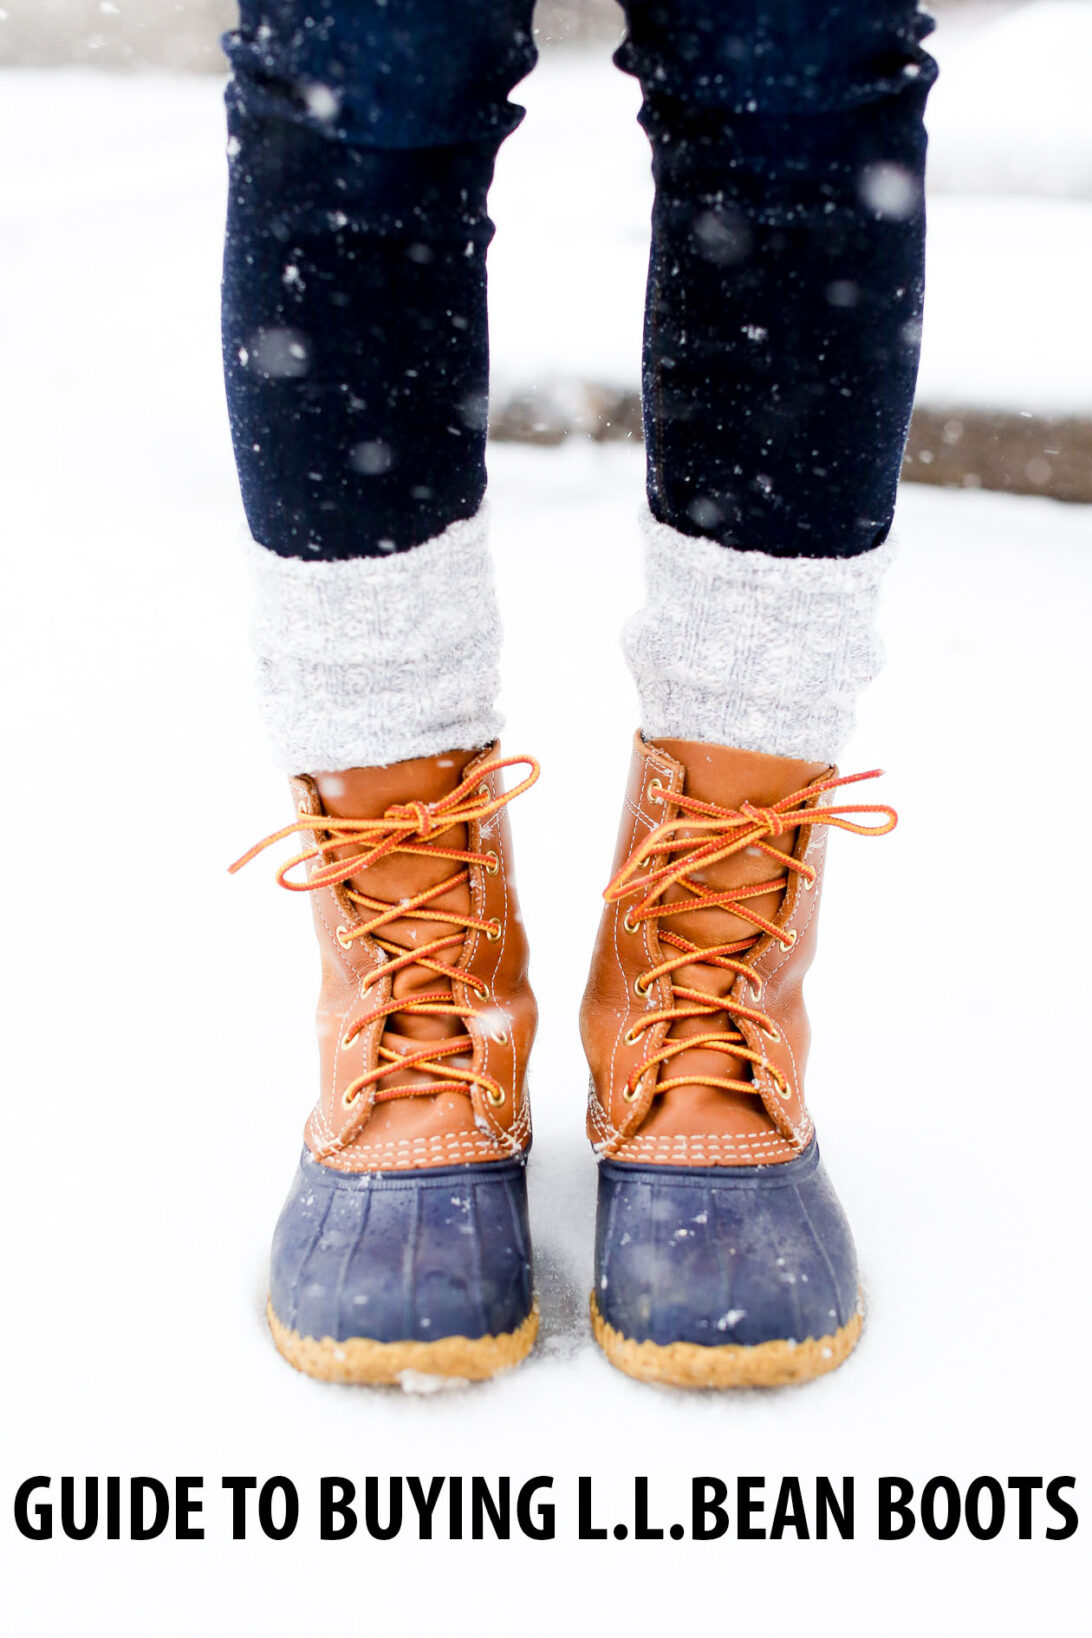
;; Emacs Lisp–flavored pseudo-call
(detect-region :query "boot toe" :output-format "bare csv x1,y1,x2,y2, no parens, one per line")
267,1150,536,1381
592,1140,860,1385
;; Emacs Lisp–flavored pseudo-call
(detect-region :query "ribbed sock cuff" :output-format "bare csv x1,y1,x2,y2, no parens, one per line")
622,509,894,763
246,507,502,772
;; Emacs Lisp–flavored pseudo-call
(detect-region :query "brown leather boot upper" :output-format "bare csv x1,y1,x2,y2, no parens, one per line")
581,733,894,1167
235,744,538,1173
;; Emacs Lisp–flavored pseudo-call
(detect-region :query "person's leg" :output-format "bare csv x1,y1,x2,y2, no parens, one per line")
223,0,535,769
582,1,935,1386
222,1,542,1384
619,0,936,760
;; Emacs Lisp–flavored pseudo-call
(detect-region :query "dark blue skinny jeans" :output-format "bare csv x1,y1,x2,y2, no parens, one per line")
222,2,937,561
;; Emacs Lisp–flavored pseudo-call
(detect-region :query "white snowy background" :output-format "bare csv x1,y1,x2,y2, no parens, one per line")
1,3,1089,1634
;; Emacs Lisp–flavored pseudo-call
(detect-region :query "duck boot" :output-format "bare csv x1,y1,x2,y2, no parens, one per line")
581,734,895,1388
233,748,540,1384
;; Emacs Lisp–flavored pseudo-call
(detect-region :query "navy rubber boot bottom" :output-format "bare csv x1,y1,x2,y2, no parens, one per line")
267,1150,537,1383
591,1140,861,1388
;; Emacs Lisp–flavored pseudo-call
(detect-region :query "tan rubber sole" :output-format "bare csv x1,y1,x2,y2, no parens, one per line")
267,1299,539,1385
590,1293,863,1388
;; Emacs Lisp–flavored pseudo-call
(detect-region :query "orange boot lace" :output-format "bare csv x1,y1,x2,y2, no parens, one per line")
604,769,896,1103
230,756,539,1109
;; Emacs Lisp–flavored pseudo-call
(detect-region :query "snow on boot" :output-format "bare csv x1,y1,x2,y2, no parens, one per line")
233,746,540,1384
580,733,895,1388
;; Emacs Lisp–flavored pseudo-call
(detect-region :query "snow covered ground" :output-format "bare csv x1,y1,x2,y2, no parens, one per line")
2,46,1089,1638
926,0,1092,200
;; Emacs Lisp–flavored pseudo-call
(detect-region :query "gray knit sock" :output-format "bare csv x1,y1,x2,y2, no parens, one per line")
246,506,501,772
622,509,894,763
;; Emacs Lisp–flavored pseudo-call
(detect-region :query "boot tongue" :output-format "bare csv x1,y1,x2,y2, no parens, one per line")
648,739,828,1109
313,750,480,1092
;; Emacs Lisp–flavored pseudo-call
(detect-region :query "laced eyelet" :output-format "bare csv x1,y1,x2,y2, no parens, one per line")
483,849,500,876
488,1021,509,1044
622,909,639,934
485,920,502,943
477,784,489,800
634,974,651,998
623,1024,643,1046
761,1024,781,1043
776,1082,793,1101
647,776,664,804
335,925,353,950
622,1084,639,1102
475,981,491,1002
779,929,798,952
486,1086,506,1106
340,1030,357,1050
800,872,817,892
341,1088,361,1110
359,978,371,998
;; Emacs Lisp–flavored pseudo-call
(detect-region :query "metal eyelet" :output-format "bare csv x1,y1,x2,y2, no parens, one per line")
489,1022,509,1045
634,974,651,999
622,909,639,934
800,872,817,892
341,1088,361,1110
647,776,664,803
761,1024,781,1044
340,1030,357,1050
477,784,490,800
486,1086,506,1107
623,1024,643,1046
622,1083,639,1102
483,849,500,876
335,925,353,950
475,981,491,1003
779,929,798,952
485,920,502,943
359,979,371,999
